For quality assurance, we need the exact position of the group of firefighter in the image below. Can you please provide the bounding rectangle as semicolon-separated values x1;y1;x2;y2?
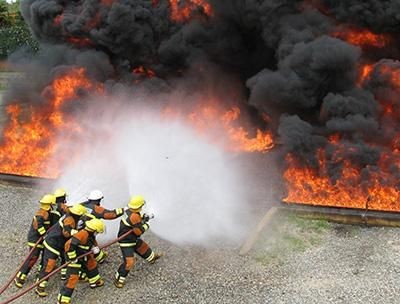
13;188;162;304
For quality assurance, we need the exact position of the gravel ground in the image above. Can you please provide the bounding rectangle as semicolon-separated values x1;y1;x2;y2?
1;182;400;304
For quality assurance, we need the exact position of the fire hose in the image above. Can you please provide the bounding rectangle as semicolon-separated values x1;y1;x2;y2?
0;223;58;296
0;230;133;304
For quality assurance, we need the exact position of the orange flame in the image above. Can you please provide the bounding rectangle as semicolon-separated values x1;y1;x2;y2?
0;68;273;178
379;65;400;90
283;151;367;209
163;103;274;153
67;37;93;47
0;68;102;178
133;66;156;79
283;147;400;212
332;28;391;48
169;0;213;23
284;60;400;212
357;63;374;86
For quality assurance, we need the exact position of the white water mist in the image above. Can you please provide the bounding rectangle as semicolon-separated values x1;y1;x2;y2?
53;99;251;246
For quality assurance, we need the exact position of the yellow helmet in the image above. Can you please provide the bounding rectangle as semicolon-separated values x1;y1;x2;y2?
54;188;67;198
39;194;56;210
69;204;87;216
40;194;56;205
85;218;105;233
128;195;146;210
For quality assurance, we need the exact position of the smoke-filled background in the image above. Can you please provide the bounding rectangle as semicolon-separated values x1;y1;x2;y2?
1;0;400;244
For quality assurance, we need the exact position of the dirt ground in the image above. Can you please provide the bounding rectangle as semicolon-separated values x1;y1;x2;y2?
0;182;400;304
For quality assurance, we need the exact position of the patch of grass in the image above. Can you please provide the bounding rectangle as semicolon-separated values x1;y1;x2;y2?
254;252;281;266
252;212;333;266
282;234;308;251
287;214;332;233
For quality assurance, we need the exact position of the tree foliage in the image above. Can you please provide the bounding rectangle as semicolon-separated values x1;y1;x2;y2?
0;1;12;26
0;0;38;59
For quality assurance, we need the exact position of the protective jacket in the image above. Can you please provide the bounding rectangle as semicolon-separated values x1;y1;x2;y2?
65;229;97;260
44;213;81;255
82;200;123;220
115;209;155;282
118;209;149;246
27;208;52;245
49;201;68;226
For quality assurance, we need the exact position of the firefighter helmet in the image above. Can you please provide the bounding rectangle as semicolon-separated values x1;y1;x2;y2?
88;190;104;201
85;218;105;233
39;194;56;210
40;194;56;205
69;204;87;216
54;188;67;198
128;195;146;209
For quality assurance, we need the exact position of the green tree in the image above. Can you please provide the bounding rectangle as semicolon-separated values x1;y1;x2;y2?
0;1;12;27
0;0;38;59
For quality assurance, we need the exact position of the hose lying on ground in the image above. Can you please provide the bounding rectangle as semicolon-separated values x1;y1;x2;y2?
0;230;133;304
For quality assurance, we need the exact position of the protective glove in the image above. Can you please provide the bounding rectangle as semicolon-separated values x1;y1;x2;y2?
92;246;100;255
77;219;84;230
142;213;154;223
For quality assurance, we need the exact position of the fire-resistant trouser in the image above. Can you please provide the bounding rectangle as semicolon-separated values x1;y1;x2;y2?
17;241;44;279
58;262;80;304
59;253;100;302
94;249;107;262
60;252;67;277
37;240;61;288
116;238;154;278
80;253;101;282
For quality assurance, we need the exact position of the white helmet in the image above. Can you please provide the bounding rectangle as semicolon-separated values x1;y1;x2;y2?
88;189;104;201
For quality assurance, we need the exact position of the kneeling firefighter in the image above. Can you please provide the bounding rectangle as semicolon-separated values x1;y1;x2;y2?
114;195;162;288
14;194;56;288
35;204;87;297
57;218;105;304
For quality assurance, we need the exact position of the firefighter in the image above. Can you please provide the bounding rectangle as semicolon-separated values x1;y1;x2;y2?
57;218;105;304
81;189;124;264
114;195;162;288
35;204;88;297
14;194;56;288
49;188;70;279
50;188;69;224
